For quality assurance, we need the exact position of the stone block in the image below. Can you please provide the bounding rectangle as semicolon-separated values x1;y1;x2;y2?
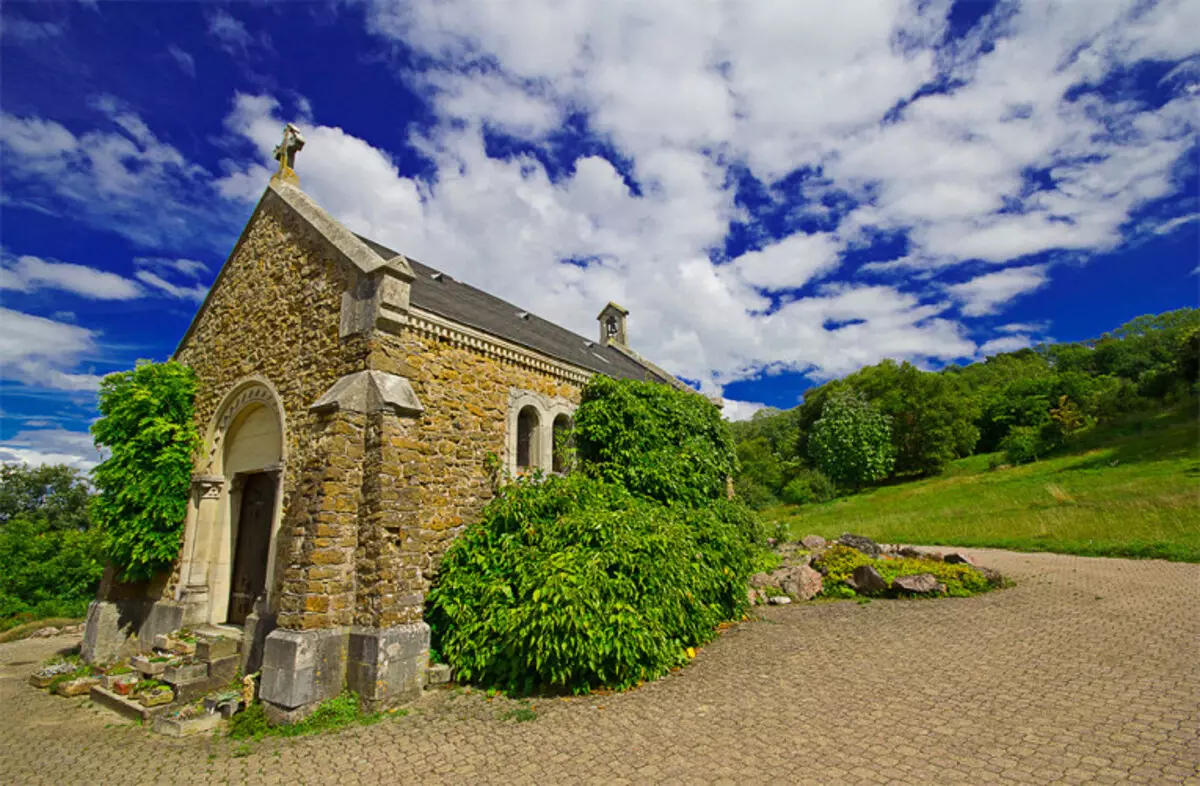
136;602;185;654
426;662;453;686
131;656;168;676
90;685;171;723
81;601;144;664
163;662;208;685
260;627;347;712
153;712;222;737
170;677;215;704
240;610;276;676
208;655;239;684
346;623;429;709
55;677;100;697
196;634;239;662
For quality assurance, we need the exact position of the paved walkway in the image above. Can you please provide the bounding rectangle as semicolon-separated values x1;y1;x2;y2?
1;549;1197;785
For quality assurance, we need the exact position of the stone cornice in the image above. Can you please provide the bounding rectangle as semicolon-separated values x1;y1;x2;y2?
406;307;593;385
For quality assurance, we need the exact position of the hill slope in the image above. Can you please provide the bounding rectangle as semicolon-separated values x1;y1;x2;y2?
766;407;1200;562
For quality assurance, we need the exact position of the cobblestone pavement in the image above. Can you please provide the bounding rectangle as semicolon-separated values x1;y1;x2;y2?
1;548;1198;785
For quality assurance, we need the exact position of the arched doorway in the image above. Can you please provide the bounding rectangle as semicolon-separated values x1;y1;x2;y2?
178;378;286;627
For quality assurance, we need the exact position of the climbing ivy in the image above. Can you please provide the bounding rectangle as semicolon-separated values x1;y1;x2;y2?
91;361;200;582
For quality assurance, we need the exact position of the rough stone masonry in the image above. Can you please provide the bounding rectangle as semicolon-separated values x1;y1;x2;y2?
81;125;682;721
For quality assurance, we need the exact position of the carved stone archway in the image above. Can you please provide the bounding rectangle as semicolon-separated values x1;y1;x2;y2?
177;377;287;627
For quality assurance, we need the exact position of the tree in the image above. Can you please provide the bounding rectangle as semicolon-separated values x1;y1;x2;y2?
0;464;103;623
91;360;201;582
808;389;894;488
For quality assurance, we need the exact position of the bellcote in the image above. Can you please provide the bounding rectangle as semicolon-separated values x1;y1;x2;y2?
597;302;629;347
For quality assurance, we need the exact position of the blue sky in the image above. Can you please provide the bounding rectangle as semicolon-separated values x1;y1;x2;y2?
1;0;1197;468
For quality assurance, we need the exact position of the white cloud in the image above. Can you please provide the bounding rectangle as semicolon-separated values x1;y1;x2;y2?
0;428;105;471
722;399;767;422
1;253;144;300
728;232;842;292
5;0;1198;400
947;265;1050;317
0;18;64;43
133;270;208;302
133;256;209;279
997;321;1047;334
0;104;238;251
207;9;270;58
978;334;1036;356
0;308;103;391
168;44;196;78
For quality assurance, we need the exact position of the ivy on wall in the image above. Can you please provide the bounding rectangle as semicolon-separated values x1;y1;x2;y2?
91;361;201;583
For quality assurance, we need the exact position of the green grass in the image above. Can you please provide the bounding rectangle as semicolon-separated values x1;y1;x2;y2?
227;690;408;743
764;407;1200;562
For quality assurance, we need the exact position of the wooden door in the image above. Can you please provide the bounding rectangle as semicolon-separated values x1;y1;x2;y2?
228;472;275;626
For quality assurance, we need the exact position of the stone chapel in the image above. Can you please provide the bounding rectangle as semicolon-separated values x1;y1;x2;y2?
80;125;683;720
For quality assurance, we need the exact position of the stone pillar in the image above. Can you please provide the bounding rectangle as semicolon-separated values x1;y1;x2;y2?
261;409;364;720
178;474;225;626
348;409;429;709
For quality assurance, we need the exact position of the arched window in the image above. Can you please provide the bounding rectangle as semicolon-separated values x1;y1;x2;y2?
516;405;540;471
552;414;574;474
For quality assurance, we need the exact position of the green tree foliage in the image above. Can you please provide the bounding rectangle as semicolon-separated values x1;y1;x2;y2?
847;360;980;475
729;308;1197;499
431;377;763;693
808;389;895;488
0;464;103;625
574;376;735;507
91;361;201;582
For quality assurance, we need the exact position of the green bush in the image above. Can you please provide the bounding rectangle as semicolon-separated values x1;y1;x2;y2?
91;361;201;582
779;469;836;505
573;376;735;507
1001;425;1042;465
733;476;778;510
428;474;757;694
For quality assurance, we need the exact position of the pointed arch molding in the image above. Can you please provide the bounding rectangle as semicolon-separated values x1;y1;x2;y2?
201;375;289;476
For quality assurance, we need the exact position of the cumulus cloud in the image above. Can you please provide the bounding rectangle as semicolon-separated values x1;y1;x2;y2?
978;334;1036;356
0;308;103;391
721;399;768;422
1;253;143;300
947;265;1050;317
0;428;105;471
4;0;1198;399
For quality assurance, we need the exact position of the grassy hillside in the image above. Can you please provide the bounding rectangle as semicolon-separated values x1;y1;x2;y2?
764;407;1200;562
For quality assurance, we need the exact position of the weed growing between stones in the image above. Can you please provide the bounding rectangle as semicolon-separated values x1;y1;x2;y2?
227;690;408;743
813;544;992;598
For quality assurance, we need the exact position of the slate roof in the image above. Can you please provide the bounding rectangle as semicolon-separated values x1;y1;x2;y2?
357;236;670;384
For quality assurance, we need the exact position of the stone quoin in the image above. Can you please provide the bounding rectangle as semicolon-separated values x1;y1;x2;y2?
81;124;687;720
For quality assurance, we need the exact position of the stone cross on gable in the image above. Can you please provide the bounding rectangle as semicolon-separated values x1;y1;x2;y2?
271;123;306;185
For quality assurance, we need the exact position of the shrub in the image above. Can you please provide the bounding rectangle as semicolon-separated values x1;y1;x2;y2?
91;361;201;582
1000;426;1042;465
733;476;778;510
428;474;758;694
573;376;735;507
779;469;836;506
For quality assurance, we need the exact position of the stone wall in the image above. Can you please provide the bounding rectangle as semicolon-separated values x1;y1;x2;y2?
171;189;370;607
357;329;581;625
